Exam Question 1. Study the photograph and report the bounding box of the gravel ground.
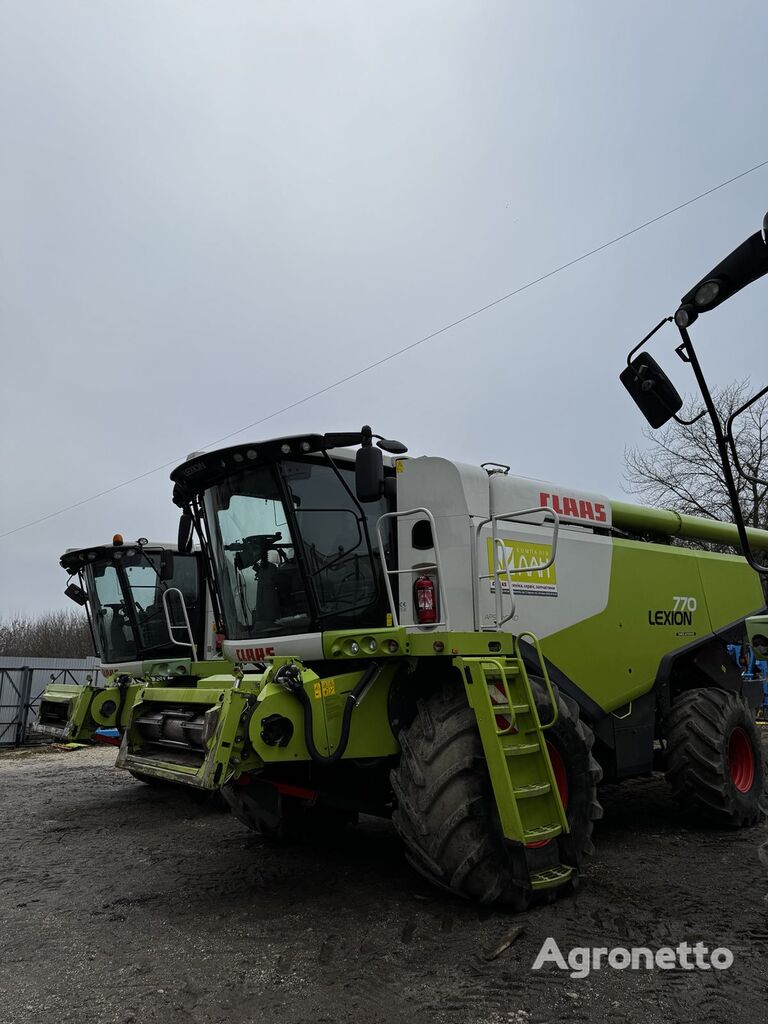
[1,742,767,1024]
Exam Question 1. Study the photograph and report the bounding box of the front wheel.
[665,687,766,826]
[390,680,601,909]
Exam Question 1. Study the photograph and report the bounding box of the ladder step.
[523,822,561,842]
[502,740,540,756]
[514,782,551,799]
[530,864,574,890]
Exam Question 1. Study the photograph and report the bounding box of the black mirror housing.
[177,510,195,554]
[355,445,384,502]
[64,582,88,606]
[620,353,683,429]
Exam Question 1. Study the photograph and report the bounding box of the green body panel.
[322,628,515,660]
[314,666,400,759]
[540,540,763,713]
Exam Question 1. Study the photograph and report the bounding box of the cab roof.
[60,541,181,573]
[169,432,395,504]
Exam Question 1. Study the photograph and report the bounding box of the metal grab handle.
[375,508,449,629]
[492,537,514,630]
[518,631,558,730]
[161,587,198,660]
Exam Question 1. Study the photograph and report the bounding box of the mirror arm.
[672,407,709,427]
[626,316,673,367]
[676,324,768,575]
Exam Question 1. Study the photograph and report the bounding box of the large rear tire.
[665,687,765,826]
[390,680,601,908]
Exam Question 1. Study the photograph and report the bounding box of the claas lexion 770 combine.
[35,539,221,746]
[52,215,768,909]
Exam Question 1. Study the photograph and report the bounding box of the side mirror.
[355,444,384,502]
[178,510,194,554]
[64,582,88,606]
[377,438,408,455]
[620,353,683,429]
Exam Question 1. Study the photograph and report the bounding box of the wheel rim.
[548,742,570,809]
[527,741,569,848]
[727,726,755,793]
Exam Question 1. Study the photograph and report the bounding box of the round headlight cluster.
[694,280,720,306]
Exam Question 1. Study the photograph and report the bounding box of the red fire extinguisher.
[414,575,438,624]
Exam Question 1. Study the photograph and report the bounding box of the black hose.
[276,661,381,765]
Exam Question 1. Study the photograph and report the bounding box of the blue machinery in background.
[728,644,768,719]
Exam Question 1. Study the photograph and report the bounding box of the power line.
[3,156,768,541]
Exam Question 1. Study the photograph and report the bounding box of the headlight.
[694,280,720,307]
[674,304,698,328]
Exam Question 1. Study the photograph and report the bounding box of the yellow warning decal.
[313,679,336,699]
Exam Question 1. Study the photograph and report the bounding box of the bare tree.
[0,610,94,659]
[624,379,768,533]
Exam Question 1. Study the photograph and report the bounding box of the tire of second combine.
[390,678,602,909]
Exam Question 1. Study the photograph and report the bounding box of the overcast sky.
[2,1,767,616]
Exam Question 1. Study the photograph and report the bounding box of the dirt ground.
[1,744,767,1024]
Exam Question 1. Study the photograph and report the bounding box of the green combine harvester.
[52,213,768,909]
[34,537,221,745]
[110,422,766,908]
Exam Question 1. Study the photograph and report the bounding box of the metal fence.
[0,657,100,746]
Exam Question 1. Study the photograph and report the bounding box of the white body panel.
[224,632,324,663]
[395,457,613,638]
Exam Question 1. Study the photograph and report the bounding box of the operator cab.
[171,430,403,650]
[61,539,206,669]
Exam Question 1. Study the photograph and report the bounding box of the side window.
[124,562,161,612]
[288,463,386,618]
[213,492,308,635]
[90,564,134,662]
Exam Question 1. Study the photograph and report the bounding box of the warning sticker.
[487,538,558,597]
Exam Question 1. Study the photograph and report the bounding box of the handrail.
[475,506,560,628]
[161,588,198,660]
[517,631,558,729]
[375,508,449,629]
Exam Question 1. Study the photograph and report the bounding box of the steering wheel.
[103,602,130,622]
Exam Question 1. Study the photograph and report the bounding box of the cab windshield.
[204,458,388,640]
[84,550,202,663]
